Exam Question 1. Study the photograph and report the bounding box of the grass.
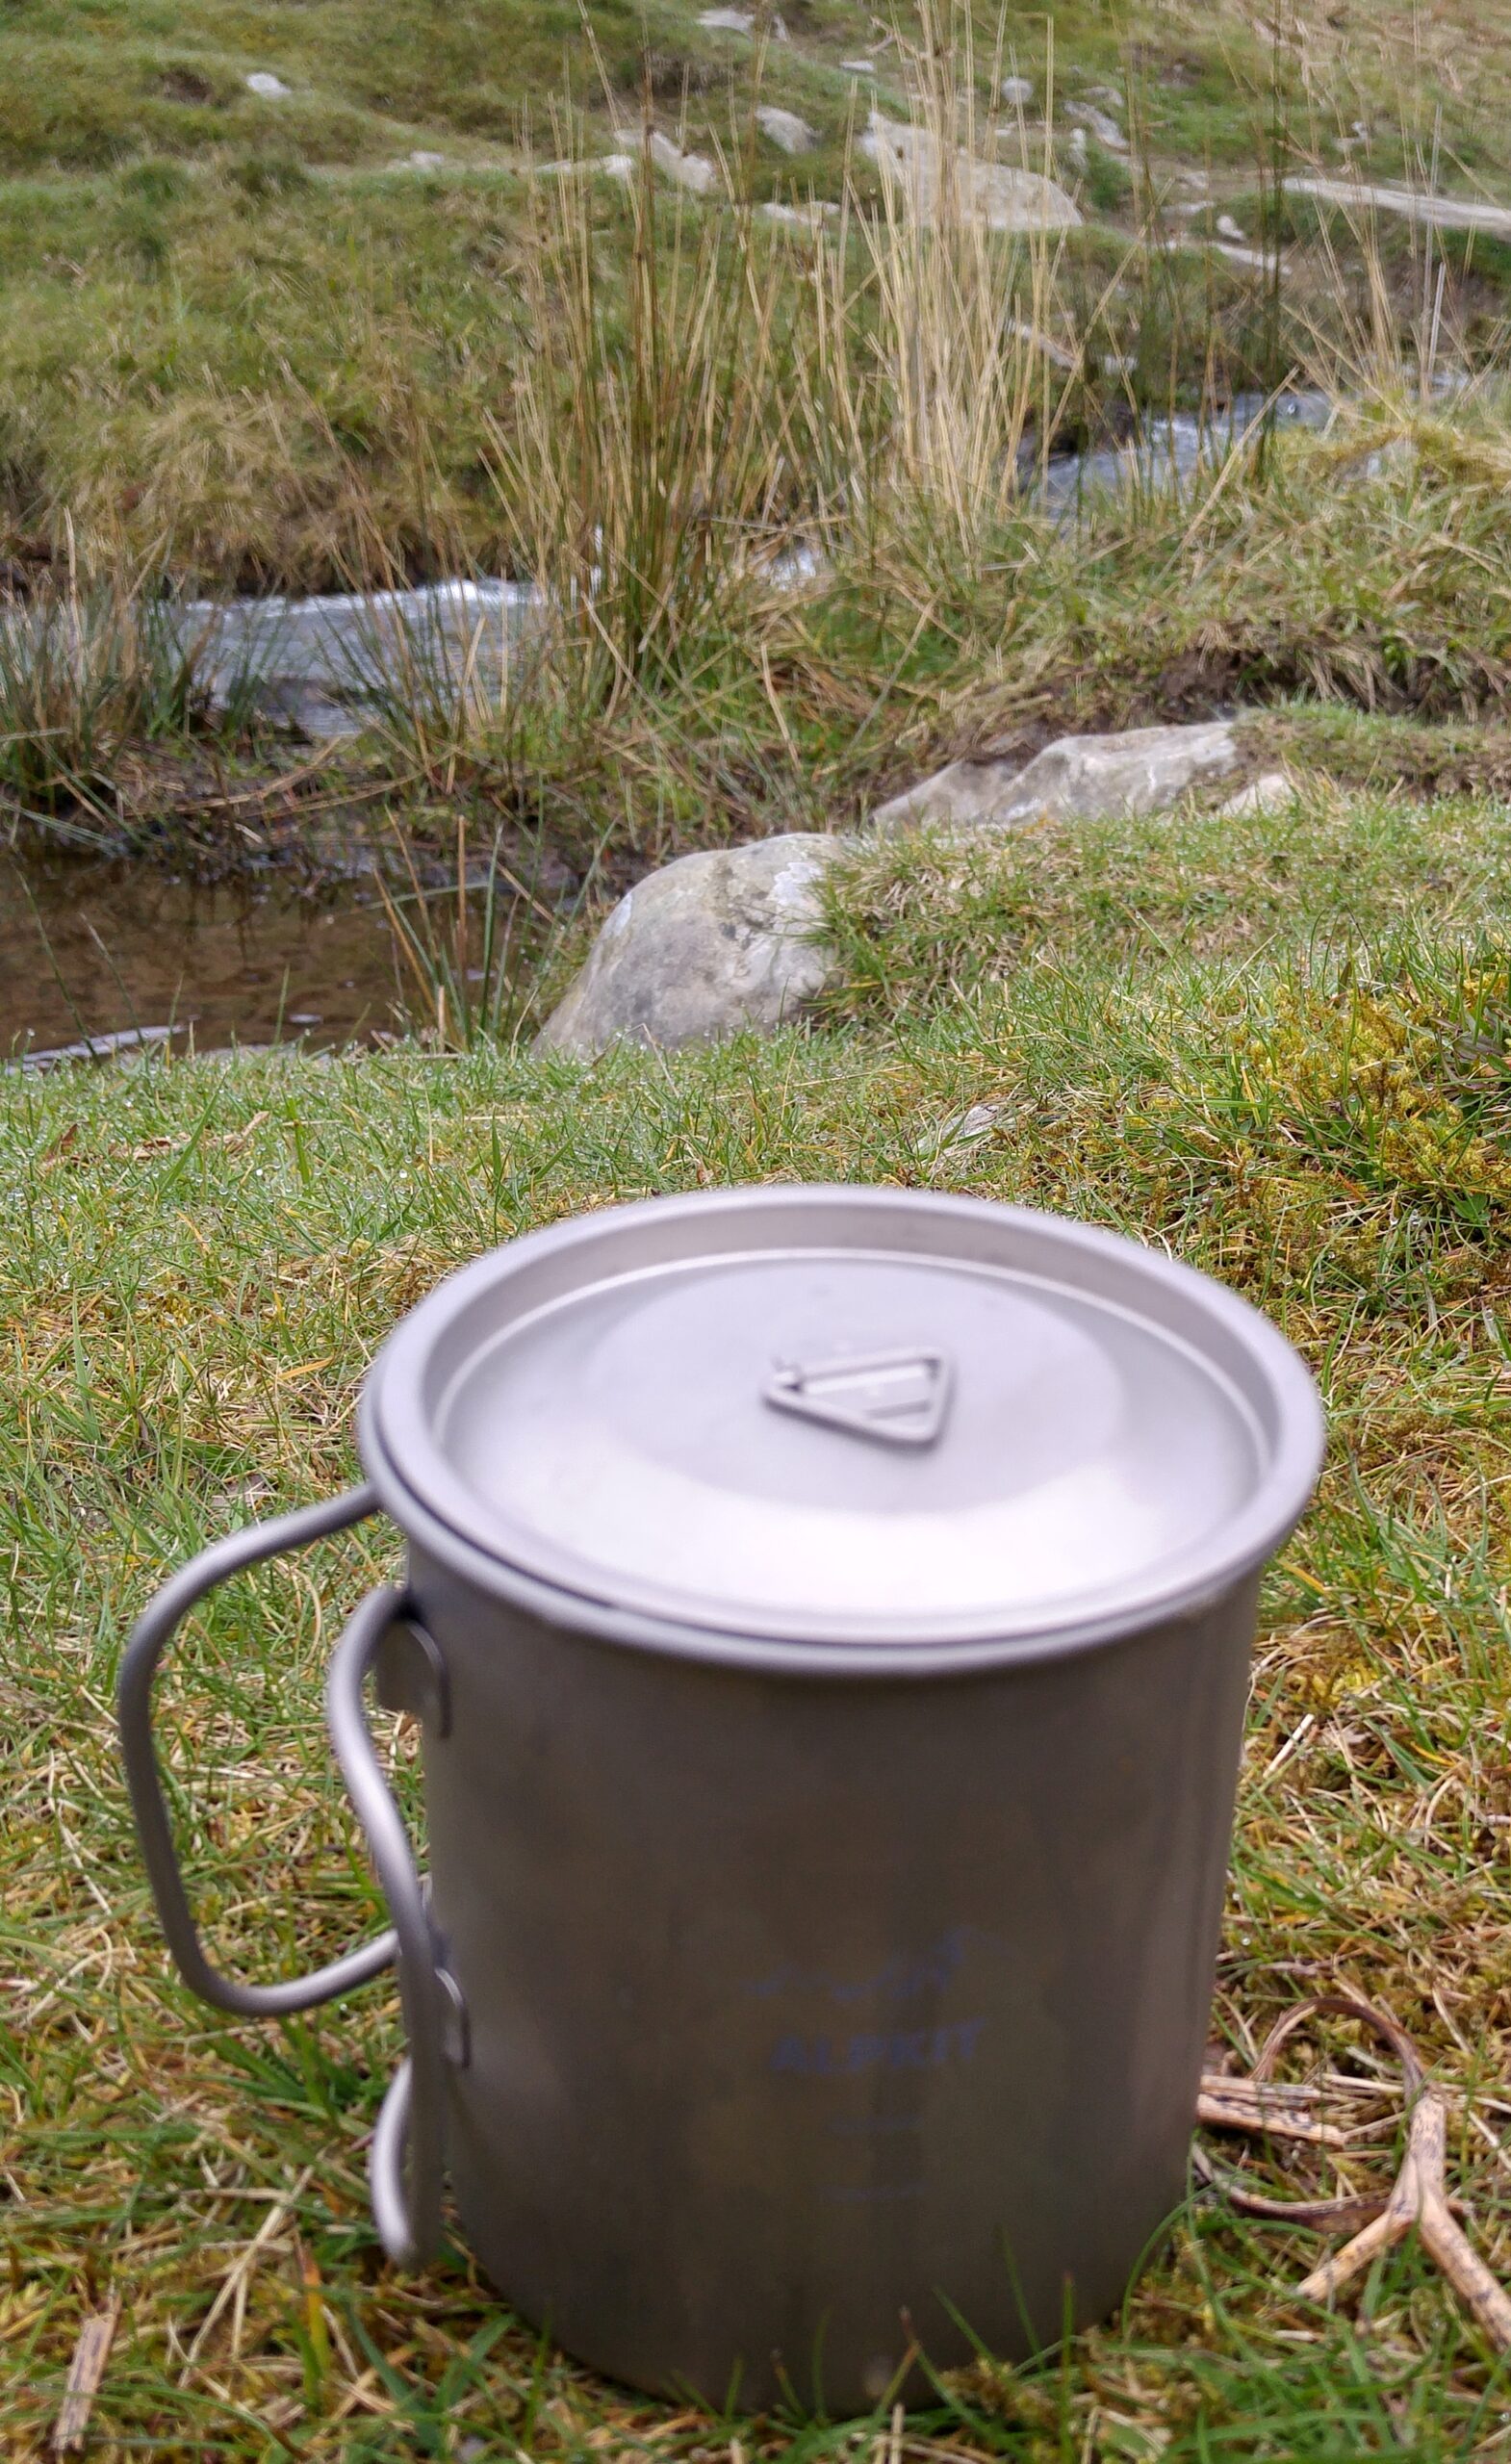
[0,0,1508,586]
[7,789,1511,2451]
[817,771,1511,1022]
[13,385,1511,900]
[4,17,1511,2445]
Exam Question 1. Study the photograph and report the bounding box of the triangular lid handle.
[763,1348,953,1450]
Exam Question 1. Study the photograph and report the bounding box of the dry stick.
[51,2297,121,2455]
[1295,2088,1511,2347]
[1194,2080,1348,2148]
[1196,1989,1511,2349]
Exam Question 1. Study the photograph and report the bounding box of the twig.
[1196,2077,1349,2147]
[1294,2088,1511,2346]
[1195,1989,1511,2349]
[52,2297,120,2454]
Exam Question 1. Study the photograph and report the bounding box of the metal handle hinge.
[374,1619,451,1738]
[437,1966,470,2069]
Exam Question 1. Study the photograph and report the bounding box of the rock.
[1007,317,1079,372]
[406,150,447,172]
[840,58,877,74]
[1217,770,1299,818]
[244,71,291,99]
[860,115,1081,231]
[599,153,636,182]
[1065,126,1088,163]
[1286,173,1511,242]
[756,105,816,155]
[1000,75,1034,107]
[1216,212,1245,242]
[698,5,788,30]
[649,132,718,194]
[870,721,1243,834]
[759,199,837,228]
[536,835,836,1057]
[1064,99,1126,151]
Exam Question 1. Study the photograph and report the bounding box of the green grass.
[819,774,1511,1022]
[9,390,1511,906]
[7,790,1511,2453]
[0,0,1509,587]
[5,13,1511,2452]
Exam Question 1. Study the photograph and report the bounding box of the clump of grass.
[817,779,1511,1024]
[371,809,576,1049]
[491,140,805,713]
[0,561,207,832]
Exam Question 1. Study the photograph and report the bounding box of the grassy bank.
[6,783,1511,2454]
[3,0,1510,950]
[10,389,1511,926]
[2,0,1509,587]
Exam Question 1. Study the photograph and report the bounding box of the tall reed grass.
[0,553,204,834]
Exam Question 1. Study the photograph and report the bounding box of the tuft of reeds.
[0,553,204,832]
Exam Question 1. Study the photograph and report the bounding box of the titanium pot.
[119,1187,1324,2413]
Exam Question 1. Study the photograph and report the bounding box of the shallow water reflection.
[2,848,408,1060]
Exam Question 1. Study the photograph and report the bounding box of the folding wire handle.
[117,1486,448,2263]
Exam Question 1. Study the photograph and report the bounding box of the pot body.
[408,1541,1258,2412]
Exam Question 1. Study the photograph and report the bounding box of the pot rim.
[355,1188,1325,1678]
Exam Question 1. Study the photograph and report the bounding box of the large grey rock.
[870,721,1243,834]
[537,835,836,1057]
[860,114,1081,230]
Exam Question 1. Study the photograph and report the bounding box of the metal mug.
[119,1188,1324,2411]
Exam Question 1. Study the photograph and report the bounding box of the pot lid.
[364,1188,1322,1649]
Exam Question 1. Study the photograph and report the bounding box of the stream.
[1,390,1339,1067]
[2,851,413,1064]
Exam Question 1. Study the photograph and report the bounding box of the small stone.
[840,58,877,74]
[756,105,816,155]
[1007,317,1078,372]
[536,835,836,1056]
[870,721,1243,835]
[1000,75,1034,107]
[244,71,291,99]
[1065,126,1088,161]
[1216,212,1245,242]
[1218,770,1299,818]
[698,7,754,27]
[407,150,446,172]
[759,198,836,228]
[599,153,636,182]
[1064,99,1126,151]
[648,131,718,194]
